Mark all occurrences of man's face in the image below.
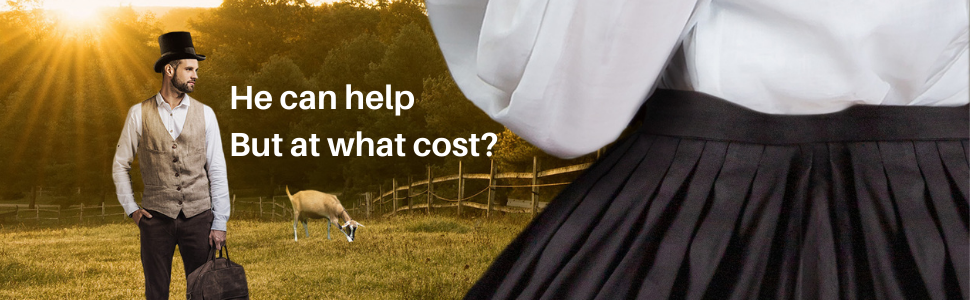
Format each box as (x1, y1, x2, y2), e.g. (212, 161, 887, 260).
(169, 59, 199, 93)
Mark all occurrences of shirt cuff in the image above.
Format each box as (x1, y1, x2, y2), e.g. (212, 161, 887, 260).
(118, 194, 140, 217)
(211, 214, 228, 231)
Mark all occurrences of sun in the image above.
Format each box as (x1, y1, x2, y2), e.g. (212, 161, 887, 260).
(61, 6, 99, 21)
(43, 1, 101, 23)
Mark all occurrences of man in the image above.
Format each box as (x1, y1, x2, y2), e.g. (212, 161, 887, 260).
(112, 31, 230, 300)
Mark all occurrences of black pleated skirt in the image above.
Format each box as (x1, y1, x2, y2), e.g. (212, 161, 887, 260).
(465, 90, 969, 300)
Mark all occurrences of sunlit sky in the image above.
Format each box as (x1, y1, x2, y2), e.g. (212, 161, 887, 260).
(34, 0, 222, 21)
(1, 0, 334, 22)
(44, 0, 225, 9)
(2, 0, 334, 12)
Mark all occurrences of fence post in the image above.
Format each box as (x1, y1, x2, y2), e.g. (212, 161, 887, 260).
(487, 159, 495, 219)
(366, 192, 371, 219)
(100, 191, 107, 223)
(532, 156, 539, 218)
(29, 186, 37, 209)
(80, 203, 84, 222)
(379, 185, 384, 217)
(457, 160, 463, 218)
(35, 205, 39, 222)
(232, 194, 236, 216)
(392, 178, 398, 215)
(427, 166, 433, 215)
(57, 206, 61, 225)
(259, 197, 263, 219)
(272, 197, 276, 221)
(407, 176, 413, 215)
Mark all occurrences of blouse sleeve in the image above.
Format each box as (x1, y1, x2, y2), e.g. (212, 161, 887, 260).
(426, 0, 701, 158)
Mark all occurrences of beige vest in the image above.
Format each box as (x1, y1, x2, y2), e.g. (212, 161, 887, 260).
(138, 96, 211, 219)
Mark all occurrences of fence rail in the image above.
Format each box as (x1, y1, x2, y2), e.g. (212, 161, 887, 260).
(229, 195, 363, 222)
(0, 202, 129, 224)
(0, 194, 365, 225)
(366, 157, 590, 219)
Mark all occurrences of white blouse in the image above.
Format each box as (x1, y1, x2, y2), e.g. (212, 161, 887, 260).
(425, 0, 970, 158)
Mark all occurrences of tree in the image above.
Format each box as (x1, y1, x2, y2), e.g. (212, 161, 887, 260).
(375, 0, 430, 43)
(291, 2, 381, 75)
(421, 73, 503, 139)
(189, 0, 314, 75)
(365, 23, 447, 99)
(0, 5, 162, 201)
(225, 55, 318, 192)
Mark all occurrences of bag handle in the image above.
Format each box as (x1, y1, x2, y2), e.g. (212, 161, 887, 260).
(220, 245, 231, 261)
(207, 244, 231, 261)
(207, 245, 232, 269)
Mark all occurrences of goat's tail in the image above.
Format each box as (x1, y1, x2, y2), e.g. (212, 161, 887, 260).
(285, 185, 294, 202)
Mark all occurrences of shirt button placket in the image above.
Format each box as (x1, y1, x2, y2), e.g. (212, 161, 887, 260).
(173, 143, 183, 203)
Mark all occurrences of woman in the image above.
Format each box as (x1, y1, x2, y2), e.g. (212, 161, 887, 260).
(426, 0, 968, 299)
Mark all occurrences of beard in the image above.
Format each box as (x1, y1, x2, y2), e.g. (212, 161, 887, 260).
(171, 74, 194, 93)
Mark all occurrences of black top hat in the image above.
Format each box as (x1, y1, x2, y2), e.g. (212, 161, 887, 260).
(154, 31, 206, 73)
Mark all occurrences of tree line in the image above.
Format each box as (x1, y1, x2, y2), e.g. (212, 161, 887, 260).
(0, 0, 596, 208)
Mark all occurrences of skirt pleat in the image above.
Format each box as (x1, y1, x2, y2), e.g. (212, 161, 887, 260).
(464, 91, 969, 300)
(482, 134, 655, 299)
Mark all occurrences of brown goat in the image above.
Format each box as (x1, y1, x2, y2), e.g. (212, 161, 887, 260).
(286, 186, 363, 242)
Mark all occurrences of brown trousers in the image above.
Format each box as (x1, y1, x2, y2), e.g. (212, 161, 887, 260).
(138, 209, 213, 300)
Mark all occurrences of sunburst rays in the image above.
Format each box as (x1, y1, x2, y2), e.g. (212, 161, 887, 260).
(1, 7, 160, 185)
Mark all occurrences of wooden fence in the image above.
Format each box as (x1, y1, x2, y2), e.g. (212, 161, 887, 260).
(365, 157, 591, 219)
(0, 194, 364, 225)
(0, 203, 129, 224)
(0, 157, 591, 225)
(213, 156, 591, 222)
(230, 195, 364, 222)
(233, 195, 290, 221)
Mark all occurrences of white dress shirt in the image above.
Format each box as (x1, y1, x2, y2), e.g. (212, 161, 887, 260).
(112, 93, 230, 231)
(426, 0, 969, 158)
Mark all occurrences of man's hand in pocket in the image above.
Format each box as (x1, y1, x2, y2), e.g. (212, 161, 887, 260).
(132, 209, 153, 225)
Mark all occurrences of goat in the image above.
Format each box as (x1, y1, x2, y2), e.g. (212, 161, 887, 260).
(285, 186, 363, 242)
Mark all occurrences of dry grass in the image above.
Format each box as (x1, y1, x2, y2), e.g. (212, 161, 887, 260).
(0, 214, 531, 299)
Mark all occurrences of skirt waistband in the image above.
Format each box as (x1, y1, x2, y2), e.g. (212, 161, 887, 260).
(638, 89, 970, 144)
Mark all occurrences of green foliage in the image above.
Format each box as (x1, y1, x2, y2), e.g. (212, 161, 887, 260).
(188, 0, 314, 74)
(0, 5, 161, 199)
(185, 0, 462, 194)
(365, 22, 446, 97)
(315, 33, 386, 91)
(227, 55, 319, 190)
(422, 73, 503, 139)
(494, 129, 546, 167)
(292, 2, 381, 74)
(375, 0, 431, 42)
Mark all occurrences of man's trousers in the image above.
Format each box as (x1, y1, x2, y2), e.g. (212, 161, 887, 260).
(138, 209, 213, 300)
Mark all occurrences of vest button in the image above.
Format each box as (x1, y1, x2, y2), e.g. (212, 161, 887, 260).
(175, 173, 180, 177)
(173, 157, 179, 163)
(176, 186, 182, 191)
(172, 144, 177, 149)
(178, 201, 183, 205)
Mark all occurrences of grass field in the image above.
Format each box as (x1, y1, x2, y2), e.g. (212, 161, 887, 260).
(0, 214, 532, 299)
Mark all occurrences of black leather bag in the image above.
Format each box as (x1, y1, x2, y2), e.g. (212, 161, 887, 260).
(186, 245, 249, 300)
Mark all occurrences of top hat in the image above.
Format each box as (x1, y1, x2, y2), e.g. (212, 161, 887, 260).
(154, 31, 206, 73)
